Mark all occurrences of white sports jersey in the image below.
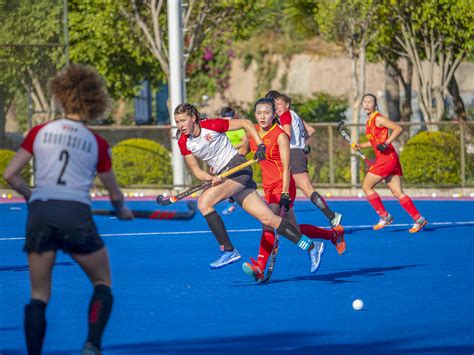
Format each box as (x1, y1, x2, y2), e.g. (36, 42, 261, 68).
(279, 110, 306, 149)
(21, 118, 111, 205)
(178, 118, 238, 173)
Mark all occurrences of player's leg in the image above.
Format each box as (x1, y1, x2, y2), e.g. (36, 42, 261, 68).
(300, 223, 346, 255)
(199, 179, 243, 250)
(290, 148, 341, 226)
(362, 172, 393, 229)
(25, 251, 56, 355)
(386, 175, 427, 232)
(240, 192, 325, 273)
(293, 172, 341, 226)
(72, 247, 112, 353)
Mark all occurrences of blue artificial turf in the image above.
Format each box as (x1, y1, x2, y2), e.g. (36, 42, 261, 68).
(0, 199, 473, 354)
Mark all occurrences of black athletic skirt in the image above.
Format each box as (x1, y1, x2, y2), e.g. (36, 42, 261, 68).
(24, 200, 104, 254)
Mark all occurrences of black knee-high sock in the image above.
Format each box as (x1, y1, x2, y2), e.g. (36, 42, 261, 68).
(276, 216, 302, 244)
(204, 210, 234, 251)
(87, 285, 113, 349)
(24, 299, 47, 355)
(310, 191, 335, 220)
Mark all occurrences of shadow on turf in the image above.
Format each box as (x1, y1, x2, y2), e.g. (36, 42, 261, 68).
(34, 332, 473, 354)
(0, 261, 75, 272)
(235, 265, 423, 286)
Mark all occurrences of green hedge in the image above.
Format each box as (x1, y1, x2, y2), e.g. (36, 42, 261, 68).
(111, 138, 173, 186)
(400, 131, 460, 186)
(0, 149, 32, 188)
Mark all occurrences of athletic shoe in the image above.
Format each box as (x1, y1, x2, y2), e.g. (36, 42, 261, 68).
(409, 216, 428, 233)
(331, 225, 346, 255)
(242, 258, 264, 282)
(209, 249, 242, 269)
(81, 342, 101, 355)
(222, 203, 237, 215)
(330, 212, 343, 227)
(373, 214, 394, 230)
(309, 242, 325, 273)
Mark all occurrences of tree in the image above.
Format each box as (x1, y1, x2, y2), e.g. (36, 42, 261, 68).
(316, 0, 382, 184)
(69, 1, 266, 103)
(389, 0, 473, 126)
(0, 0, 65, 125)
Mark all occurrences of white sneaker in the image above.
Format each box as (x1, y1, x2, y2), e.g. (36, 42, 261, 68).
(373, 214, 394, 230)
(309, 242, 325, 273)
(209, 249, 242, 269)
(330, 212, 342, 227)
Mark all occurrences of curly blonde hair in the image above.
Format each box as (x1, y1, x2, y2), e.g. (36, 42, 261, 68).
(49, 64, 109, 121)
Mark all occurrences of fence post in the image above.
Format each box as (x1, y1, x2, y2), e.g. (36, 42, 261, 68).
(460, 122, 465, 188)
(328, 125, 335, 185)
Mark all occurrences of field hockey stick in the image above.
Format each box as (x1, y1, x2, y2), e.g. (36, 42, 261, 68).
(93, 201, 196, 220)
(156, 158, 258, 206)
(337, 121, 373, 167)
(260, 208, 285, 284)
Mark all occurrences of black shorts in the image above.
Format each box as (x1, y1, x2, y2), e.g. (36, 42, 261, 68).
(218, 154, 257, 205)
(290, 148, 308, 174)
(24, 200, 104, 254)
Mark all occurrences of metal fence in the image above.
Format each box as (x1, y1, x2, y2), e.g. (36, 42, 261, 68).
(2, 121, 473, 189)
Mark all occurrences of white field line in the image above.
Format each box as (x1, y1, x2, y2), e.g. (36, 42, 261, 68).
(1, 221, 473, 241)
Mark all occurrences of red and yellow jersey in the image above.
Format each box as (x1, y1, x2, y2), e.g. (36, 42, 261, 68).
(365, 111, 397, 160)
(249, 123, 292, 189)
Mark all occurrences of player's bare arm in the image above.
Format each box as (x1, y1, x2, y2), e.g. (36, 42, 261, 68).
(184, 154, 215, 182)
(376, 115, 403, 145)
(278, 133, 291, 194)
(228, 118, 264, 146)
(3, 148, 32, 200)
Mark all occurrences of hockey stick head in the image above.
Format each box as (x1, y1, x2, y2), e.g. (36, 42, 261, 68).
(156, 194, 177, 206)
(337, 121, 344, 130)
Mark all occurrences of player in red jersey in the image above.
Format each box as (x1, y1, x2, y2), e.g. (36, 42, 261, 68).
(265, 91, 342, 228)
(354, 94, 427, 232)
(3, 64, 133, 354)
(174, 103, 326, 271)
(241, 98, 345, 282)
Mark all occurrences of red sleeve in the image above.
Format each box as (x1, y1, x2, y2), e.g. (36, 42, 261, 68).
(178, 134, 192, 156)
(94, 134, 112, 173)
(20, 122, 49, 154)
(200, 118, 229, 132)
(279, 110, 292, 126)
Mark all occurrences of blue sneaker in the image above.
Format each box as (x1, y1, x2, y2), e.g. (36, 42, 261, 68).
(222, 202, 238, 215)
(81, 342, 101, 355)
(210, 249, 242, 269)
(309, 242, 325, 273)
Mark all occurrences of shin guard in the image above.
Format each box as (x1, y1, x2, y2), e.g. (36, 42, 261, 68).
(367, 192, 388, 217)
(204, 211, 234, 251)
(399, 195, 421, 221)
(87, 285, 113, 349)
(310, 191, 335, 220)
(24, 299, 47, 355)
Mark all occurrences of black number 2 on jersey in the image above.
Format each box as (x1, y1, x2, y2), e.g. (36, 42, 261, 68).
(57, 150, 69, 185)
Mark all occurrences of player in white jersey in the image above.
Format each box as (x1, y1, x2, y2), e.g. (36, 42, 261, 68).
(266, 91, 342, 228)
(3, 64, 133, 355)
(175, 103, 324, 269)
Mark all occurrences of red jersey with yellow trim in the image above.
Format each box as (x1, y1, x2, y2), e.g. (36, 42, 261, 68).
(249, 123, 294, 189)
(365, 111, 397, 160)
(365, 111, 402, 177)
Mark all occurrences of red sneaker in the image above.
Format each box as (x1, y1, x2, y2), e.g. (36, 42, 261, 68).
(242, 257, 264, 282)
(331, 225, 346, 255)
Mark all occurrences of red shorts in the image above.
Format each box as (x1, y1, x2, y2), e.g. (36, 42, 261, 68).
(263, 179, 296, 207)
(369, 154, 403, 178)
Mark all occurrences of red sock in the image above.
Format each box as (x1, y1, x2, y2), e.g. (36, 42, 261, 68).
(257, 230, 275, 269)
(367, 192, 388, 217)
(300, 224, 334, 241)
(399, 195, 421, 221)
